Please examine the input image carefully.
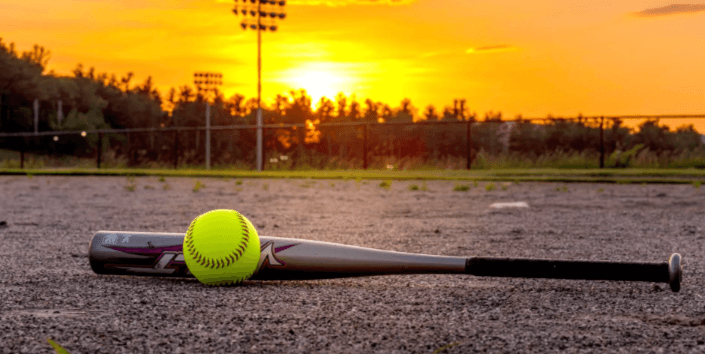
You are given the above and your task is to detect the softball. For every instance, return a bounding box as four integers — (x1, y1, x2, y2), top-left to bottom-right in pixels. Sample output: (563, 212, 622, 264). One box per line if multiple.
(183, 209, 260, 285)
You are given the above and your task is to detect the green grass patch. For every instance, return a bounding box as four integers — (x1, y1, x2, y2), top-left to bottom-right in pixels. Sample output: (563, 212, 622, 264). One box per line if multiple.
(1, 167, 705, 184)
(453, 184, 470, 192)
(555, 185, 569, 192)
(47, 338, 70, 354)
(192, 180, 205, 192)
(432, 342, 460, 354)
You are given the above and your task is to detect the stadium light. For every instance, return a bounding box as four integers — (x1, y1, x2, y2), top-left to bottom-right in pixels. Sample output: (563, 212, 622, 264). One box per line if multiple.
(193, 72, 223, 170)
(232, 0, 287, 171)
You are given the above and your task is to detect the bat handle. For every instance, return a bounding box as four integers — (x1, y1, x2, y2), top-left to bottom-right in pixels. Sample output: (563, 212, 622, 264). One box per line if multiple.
(465, 253, 682, 292)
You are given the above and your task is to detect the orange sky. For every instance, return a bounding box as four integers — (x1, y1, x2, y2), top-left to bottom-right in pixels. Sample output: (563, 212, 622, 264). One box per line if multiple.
(2, 0, 705, 130)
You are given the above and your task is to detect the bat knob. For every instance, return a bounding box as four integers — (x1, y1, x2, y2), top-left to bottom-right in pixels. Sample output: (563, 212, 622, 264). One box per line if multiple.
(668, 253, 682, 292)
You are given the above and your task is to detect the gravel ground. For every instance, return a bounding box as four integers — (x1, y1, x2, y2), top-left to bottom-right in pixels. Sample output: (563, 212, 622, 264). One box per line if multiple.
(1, 175, 704, 353)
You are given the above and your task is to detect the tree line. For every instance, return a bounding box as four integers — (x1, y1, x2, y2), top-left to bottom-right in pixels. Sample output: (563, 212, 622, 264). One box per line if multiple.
(1, 38, 703, 168)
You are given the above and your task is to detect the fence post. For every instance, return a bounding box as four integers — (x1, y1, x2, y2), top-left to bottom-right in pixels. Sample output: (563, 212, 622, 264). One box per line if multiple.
(261, 127, 267, 171)
(206, 102, 211, 170)
(599, 116, 605, 168)
(363, 123, 368, 170)
(97, 132, 103, 169)
(173, 130, 179, 169)
(466, 119, 472, 170)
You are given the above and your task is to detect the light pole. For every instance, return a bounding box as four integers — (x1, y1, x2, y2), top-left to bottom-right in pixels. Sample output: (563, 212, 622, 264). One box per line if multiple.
(233, 0, 287, 171)
(194, 72, 223, 170)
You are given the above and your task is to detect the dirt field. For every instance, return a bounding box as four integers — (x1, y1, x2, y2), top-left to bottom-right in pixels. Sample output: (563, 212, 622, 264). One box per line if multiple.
(1, 176, 704, 353)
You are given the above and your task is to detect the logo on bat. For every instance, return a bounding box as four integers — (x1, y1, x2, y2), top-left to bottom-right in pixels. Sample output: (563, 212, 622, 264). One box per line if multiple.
(104, 238, 298, 276)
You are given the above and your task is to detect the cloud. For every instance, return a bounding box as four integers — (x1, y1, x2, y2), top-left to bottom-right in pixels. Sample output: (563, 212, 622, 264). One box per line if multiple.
(633, 3, 705, 17)
(288, 0, 414, 6)
(465, 45, 515, 54)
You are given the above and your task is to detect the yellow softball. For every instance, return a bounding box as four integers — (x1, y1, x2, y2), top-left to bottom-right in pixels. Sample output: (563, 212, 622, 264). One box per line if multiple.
(183, 209, 260, 285)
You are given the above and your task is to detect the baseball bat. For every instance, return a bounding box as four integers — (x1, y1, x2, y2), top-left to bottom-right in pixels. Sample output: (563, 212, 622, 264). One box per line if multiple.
(88, 231, 683, 292)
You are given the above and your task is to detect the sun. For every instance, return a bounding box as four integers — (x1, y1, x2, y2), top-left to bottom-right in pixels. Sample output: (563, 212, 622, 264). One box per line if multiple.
(283, 63, 356, 103)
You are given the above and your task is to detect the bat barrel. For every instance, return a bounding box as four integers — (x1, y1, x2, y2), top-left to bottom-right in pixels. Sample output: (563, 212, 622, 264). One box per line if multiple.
(465, 253, 682, 292)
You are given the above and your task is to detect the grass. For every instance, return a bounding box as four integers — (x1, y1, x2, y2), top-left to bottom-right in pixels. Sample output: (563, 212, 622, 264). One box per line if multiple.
(47, 338, 70, 354)
(555, 185, 569, 192)
(1, 167, 705, 184)
(453, 184, 470, 191)
(484, 183, 496, 191)
(192, 180, 205, 192)
(432, 342, 460, 354)
(124, 176, 136, 192)
(379, 180, 392, 190)
(408, 184, 420, 191)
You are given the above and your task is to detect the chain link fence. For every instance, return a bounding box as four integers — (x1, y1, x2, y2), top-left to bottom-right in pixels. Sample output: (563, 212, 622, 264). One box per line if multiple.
(1, 115, 705, 170)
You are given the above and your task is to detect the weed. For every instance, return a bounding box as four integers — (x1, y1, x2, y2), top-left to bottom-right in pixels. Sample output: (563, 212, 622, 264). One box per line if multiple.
(125, 184, 136, 192)
(555, 185, 569, 192)
(409, 184, 420, 191)
(193, 180, 205, 192)
(693, 181, 701, 189)
(162, 184, 171, 191)
(158, 176, 165, 182)
(421, 181, 428, 191)
(26, 173, 33, 179)
(234, 187, 243, 192)
(47, 338, 70, 354)
(597, 188, 604, 193)
(263, 183, 269, 191)
(472, 180, 479, 187)
(485, 183, 496, 191)
(144, 185, 154, 190)
(235, 180, 243, 185)
(501, 184, 509, 191)
(454, 184, 470, 192)
(329, 182, 335, 187)
(432, 342, 460, 354)
(379, 180, 392, 190)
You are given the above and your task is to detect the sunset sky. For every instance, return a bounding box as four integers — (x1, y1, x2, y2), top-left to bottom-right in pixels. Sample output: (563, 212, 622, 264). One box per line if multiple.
(2, 0, 705, 129)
